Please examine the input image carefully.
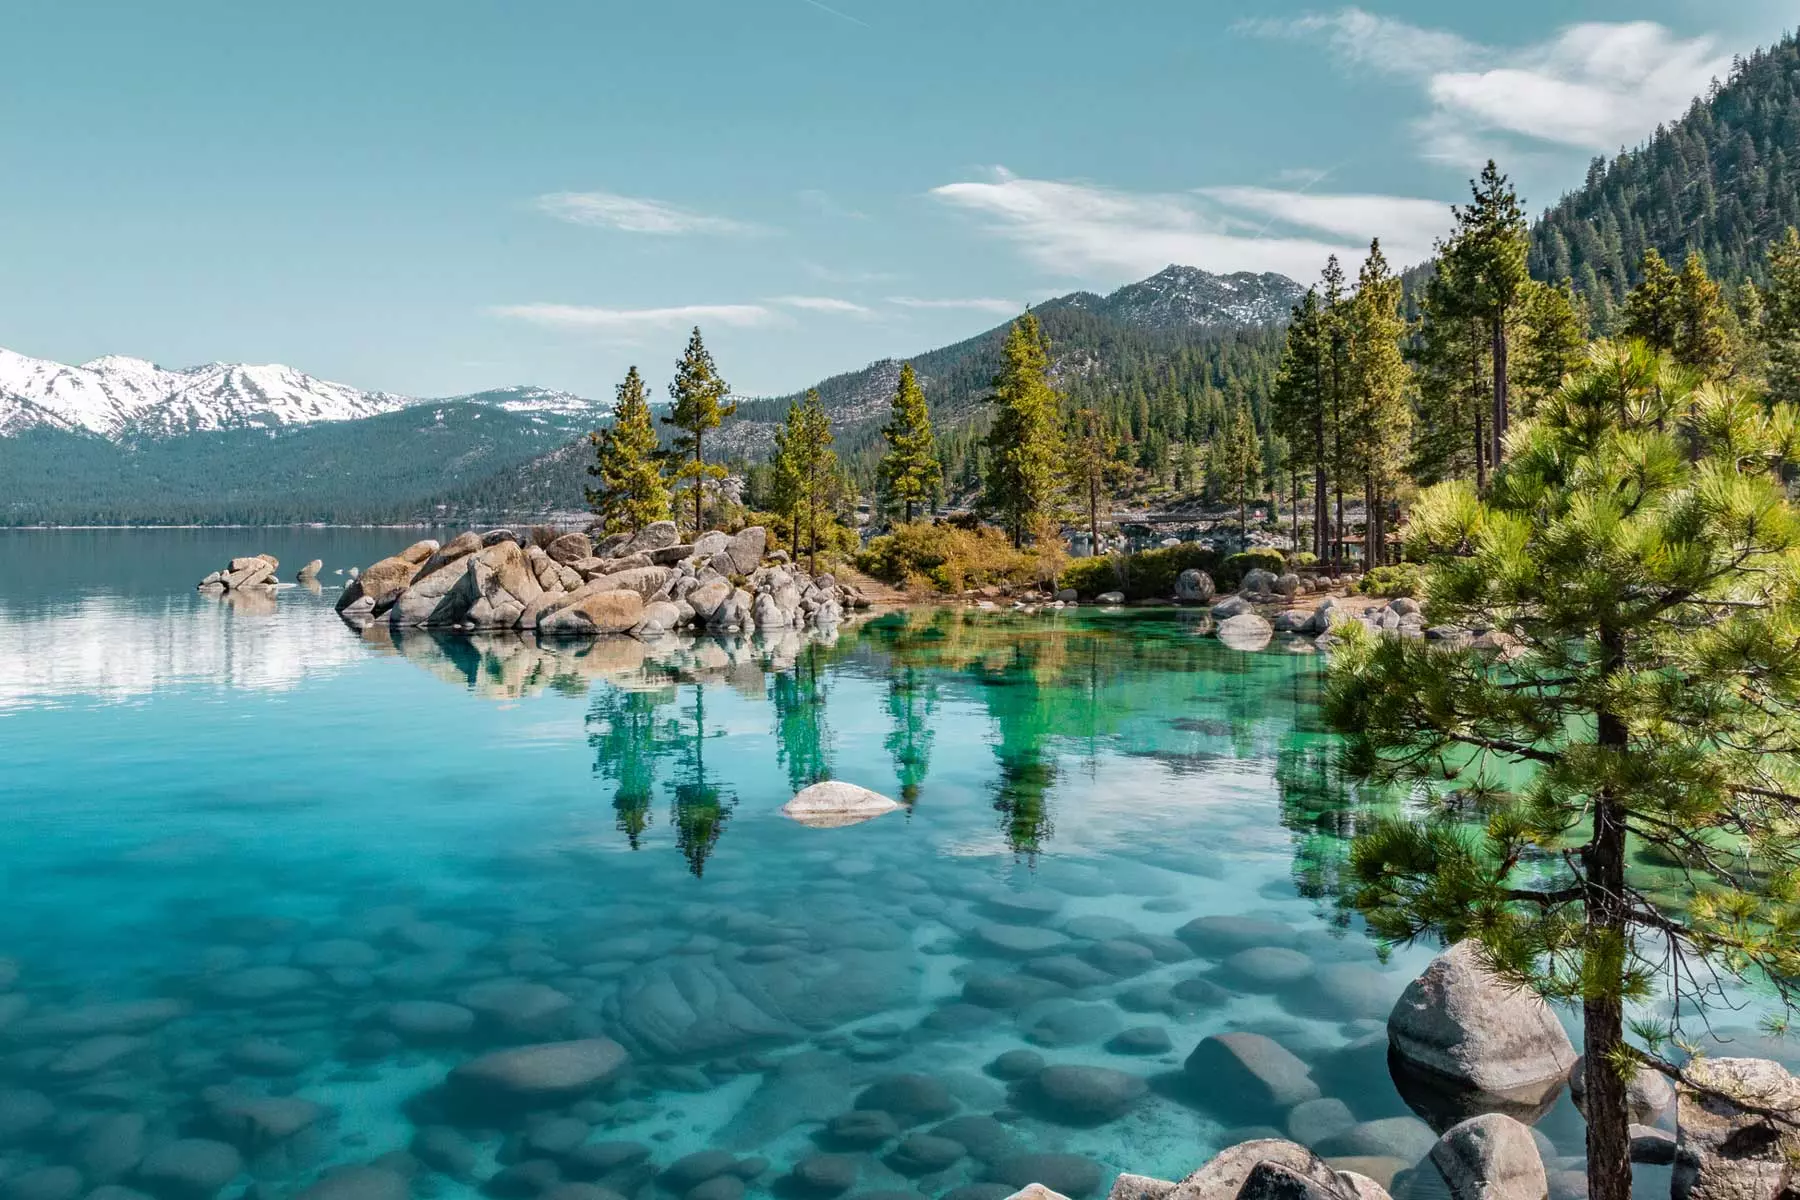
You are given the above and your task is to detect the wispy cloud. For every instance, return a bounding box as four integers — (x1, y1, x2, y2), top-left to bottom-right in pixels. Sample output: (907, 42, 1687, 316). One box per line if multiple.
(796, 0, 869, 28)
(803, 262, 901, 285)
(888, 296, 1023, 316)
(769, 295, 875, 316)
(533, 191, 760, 235)
(1240, 9, 1729, 162)
(491, 303, 775, 332)
(797, 189, 869, 220)
(929, 168, 1448, 280)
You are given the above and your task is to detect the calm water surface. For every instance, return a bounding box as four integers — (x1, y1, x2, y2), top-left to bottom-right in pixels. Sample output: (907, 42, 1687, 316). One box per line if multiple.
(0, 531, 1706, 1200)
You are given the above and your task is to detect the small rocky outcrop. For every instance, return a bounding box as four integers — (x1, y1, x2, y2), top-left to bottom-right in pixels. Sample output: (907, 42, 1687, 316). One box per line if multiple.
(296, 559, 322, 581)
(1570, 1054, 1675, 1124)
(333, 526, 868, 639)
(1387, 941, 1576, 1104)
(780, 781, 902, 828)
(1427, 1113, 1546, 1200)
(1673, 1057, 1800, 1200)
(197, 555, 279, 593)
(1216, 613, 1274, 650)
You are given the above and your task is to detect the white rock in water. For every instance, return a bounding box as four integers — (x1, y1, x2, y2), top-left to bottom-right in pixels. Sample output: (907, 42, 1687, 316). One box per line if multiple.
(781, 781, 902, 828)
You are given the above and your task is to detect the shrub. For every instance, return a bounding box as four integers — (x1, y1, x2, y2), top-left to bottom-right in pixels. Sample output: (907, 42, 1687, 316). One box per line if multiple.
(857, 521, 1036, 592)
(743, 510, 859, 562)
(1288, 551, 1319, 570)
(1359, 563, 1426, 598)
(1223, 549, 1286, 584)
(1063, 544, 1221, 600)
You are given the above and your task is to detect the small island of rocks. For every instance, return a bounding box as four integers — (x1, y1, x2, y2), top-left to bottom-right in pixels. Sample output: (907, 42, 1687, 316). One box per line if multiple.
(333, 521, 871, 638)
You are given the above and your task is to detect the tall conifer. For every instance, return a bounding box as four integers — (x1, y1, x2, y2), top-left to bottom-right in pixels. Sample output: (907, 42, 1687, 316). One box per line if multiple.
(877, 363, 940, 524)
(983, 314, 1064, 547)
(664, 328, 736, 536)
(586, 366, 672, 533)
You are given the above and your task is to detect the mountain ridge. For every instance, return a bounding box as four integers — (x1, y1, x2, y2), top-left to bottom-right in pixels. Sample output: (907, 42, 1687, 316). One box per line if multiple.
(0, 348, 606, 443)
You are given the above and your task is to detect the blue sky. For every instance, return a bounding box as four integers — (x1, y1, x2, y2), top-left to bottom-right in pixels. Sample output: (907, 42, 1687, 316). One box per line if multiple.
(0, 0, 1790, 400)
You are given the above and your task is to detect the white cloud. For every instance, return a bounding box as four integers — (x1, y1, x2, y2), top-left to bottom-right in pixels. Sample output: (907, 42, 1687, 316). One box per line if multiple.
(796, 189, 869, 220)
(929, 168, 1449, 280)
(887, 296, 1023, 315)
(803, 262, 901, 284)
(491, 303, 775, 332)
(769, 295, 875, 316)
(1241, 9, 1729, 161)
(533, 191, 759, 235)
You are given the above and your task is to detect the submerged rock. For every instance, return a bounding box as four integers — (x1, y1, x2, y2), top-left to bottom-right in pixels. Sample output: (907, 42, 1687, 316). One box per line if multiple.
(781, 781, 902, 828)
(1184, 1032, 1321, 1113)
(447, 1039, 629, 1111)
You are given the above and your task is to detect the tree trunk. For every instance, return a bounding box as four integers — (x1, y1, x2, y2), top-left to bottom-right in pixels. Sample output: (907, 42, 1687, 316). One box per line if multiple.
(1473, 404, 1487, 492)
(1585, 628, 1633, 1200)
(1291, 463, 1301, 558)
(693, 431, 705, 537)
(1088, 476, 1100, 552)
(904, 499, 915, 525)
(1492, 308, 1509, 468)
(1314, 462, 1327, 562)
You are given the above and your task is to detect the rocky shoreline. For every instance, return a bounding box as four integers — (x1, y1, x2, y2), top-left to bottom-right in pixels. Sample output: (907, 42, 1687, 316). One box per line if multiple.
(327, 522, 872, 638)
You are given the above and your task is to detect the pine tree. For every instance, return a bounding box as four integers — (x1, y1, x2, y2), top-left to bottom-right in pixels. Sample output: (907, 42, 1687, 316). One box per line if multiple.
(1326, 340, 1800, 1200)
(1514, 279, 1588, 417)
(983, 314, 1065, 547)
(1064, 407, 1124, 553)
(1346, 240, 1411, 569)
(877, 363, 941, 524)
(664, 328, 736, 536)
(1209, 399, 1260, 548)
(1412, 263, 1491, 488)
(1444, 162, 1530, 464)
(585, 366, 672, 533)
(1674, 251, 1732, 377)
(1322, 257, 1354, 568)
(1763, 227, 1800, 401)
(1619, 248, 1681, 352)
(771, 389, 840, 574)
(1272, 289, 1330, 558)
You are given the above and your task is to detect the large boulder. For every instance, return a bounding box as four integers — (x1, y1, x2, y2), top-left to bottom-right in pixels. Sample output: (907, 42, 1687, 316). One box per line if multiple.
(387, 555, 477, 626)
(1388, 941, 1575, 1100)
(1241, 568, 1280, 598)
(546, 533, 594, 565)
(1217, 613, 1274, 650)
(1211, 596, 1255, 620)
(1427, 1114, 1546, 1200)
(1184, 1032, 1320, 1114)
(587, 566, 674, 600)
(727, 528, 768, 574)
(624, 521, 680, 556)
(447, 1039, 628, 1111)
(446, 541, 543, 629)
(421, 531, 482, 575)
(781, 782, 902, 828)
(1673, 1057, 1800, 1200)
(1165, 1140, 1348, 1200)
(1175, 570, 1215, 605)
(537, 589, 643, 636)
(687, 578, 734, 622)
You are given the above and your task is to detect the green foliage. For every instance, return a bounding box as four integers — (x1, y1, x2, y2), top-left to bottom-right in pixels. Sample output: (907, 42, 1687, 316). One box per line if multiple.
(1060, 544, 1223, 600)
(877, 363, 941, 522)
(856, 521, 1038, 593)
(1357, 563, 1425, 598)
(1764, 227, 1800, 401)
(1064, 406, 1127, 545)
(771, 389, 847, 572)
(983, 314, 1066, 546)
(1326, 339, 1800, 1200)
(1224, 548, 1286, 580)
(586, 365, 672, 533)
(664, 327, 737, 535)
(1621, 250, 1733, 377)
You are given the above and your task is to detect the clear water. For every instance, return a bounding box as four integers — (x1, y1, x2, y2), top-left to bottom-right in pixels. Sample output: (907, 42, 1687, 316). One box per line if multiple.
(0, 530, 1728, 1200)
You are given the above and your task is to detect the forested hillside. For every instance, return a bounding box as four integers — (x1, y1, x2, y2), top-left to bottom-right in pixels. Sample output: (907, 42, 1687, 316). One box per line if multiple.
(1532, 33, 1800, 324)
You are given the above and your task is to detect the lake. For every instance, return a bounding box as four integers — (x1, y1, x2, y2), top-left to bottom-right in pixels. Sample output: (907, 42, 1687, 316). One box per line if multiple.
(0, 530, 1687, 1200)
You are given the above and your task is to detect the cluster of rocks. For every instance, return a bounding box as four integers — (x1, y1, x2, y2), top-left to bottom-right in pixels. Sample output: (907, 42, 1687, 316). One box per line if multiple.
(195, 555, 282, 594)
(334, 521, 869, 638)
(1065, 938, 1799, 1200)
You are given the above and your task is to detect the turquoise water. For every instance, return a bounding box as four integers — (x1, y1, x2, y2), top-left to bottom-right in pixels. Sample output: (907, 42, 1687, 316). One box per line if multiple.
(0, 530, 1682, 1200)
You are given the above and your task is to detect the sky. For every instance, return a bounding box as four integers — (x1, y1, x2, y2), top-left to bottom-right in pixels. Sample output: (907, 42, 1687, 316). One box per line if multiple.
(0, 0, 1791, 402)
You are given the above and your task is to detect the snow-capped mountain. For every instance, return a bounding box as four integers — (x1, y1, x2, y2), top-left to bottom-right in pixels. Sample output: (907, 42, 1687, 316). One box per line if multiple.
(0, 348, 606, 441)
(1063, 265, 1307, 330)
